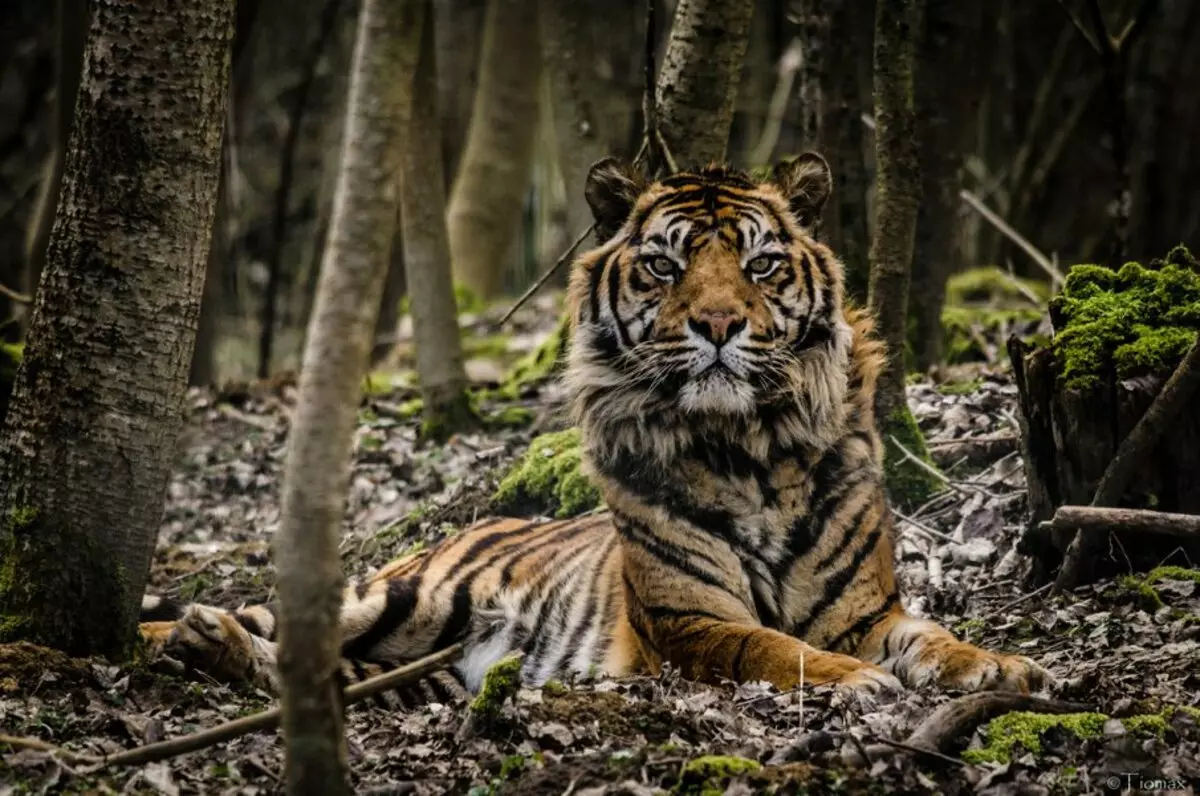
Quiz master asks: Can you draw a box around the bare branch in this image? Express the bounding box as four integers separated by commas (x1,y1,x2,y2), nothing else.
0,282,31,304
958,189,1064,286
1115,0,1161,50
1054,0,1104,54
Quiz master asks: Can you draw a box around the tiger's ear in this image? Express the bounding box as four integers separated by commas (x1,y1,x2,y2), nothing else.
772,152,833,230
585,157,645,243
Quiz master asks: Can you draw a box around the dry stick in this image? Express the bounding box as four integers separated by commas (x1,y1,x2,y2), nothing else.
0,282,32,303
749,38,803,166
1054,336,1200,593
1044,506,1200,540
0,644,464,770
957,189,1063,287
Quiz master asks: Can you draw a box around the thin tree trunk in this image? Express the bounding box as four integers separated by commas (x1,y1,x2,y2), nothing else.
539,0,615,245
909,0,982,370
656,0,756,168
868,0,923,422
435,0,486,188
403,3,473,437
273,0,422,791
371,216,406,365
446,0,541,299
20,0,88,327
819,0,872,302
0,0,233,658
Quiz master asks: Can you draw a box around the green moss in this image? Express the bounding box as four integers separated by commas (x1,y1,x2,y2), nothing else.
941,306,1044,365
675,755,762,795
469,654,523,720
945,266,1050,306
1122,713,1169,739
1049,247,1200,389
394,398,424,419
1116,574,1164,611
940,267,1049,364
491,429,602,518
962,711,1107,764
1145,566,1200,585
462,333,511,360
400,283,486,317
362,371,397,397
541,679,568,696
495,313,569,400
935,377,984,396
882,405,941,510
485,405,536,430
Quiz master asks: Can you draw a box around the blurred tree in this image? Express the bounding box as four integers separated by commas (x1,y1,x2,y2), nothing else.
20,0,87,329
447,0,541,298
401,1,473,438
370,217,406,365
909,0,983,370
867,0,923,424
273,0,422,791
539,0,619,247
0,0,234,657
656,0,756,168
436,0,486,188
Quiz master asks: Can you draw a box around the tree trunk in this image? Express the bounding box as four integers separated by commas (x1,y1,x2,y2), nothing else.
656,0,756,169
868,0,923,422
20,0,88,328
909,0,983,370
371,215,407,366
273,0,422,791
403,4,473,438
539,0,618,246
819,0,872,303
446,0,541,299
435,0,486,188
0,0,233,658
1010,338,1200,586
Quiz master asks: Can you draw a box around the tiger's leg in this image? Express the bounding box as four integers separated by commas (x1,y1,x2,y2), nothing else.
854,607,1048,693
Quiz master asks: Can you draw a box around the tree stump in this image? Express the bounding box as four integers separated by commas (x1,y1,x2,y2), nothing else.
1009,337,1200,585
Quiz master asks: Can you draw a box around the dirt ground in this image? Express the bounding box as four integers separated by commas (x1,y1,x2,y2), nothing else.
2,297,1198,795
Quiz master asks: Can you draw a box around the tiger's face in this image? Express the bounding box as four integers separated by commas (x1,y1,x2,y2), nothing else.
566,153,853,447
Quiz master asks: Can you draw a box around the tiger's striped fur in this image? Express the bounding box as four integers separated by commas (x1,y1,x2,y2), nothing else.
140,153,1047,699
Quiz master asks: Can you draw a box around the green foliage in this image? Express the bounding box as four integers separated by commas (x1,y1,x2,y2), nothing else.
495,313,569,400
491,429,602,518
881,404,941,510
675,755,762,795
1050,246,1200,389
939,267,1048,365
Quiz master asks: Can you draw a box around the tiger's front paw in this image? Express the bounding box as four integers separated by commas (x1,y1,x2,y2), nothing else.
925,647,1049,694
833,665,903,696
163,605,261,685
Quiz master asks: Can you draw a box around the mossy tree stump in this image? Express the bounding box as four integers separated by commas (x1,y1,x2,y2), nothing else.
1010,248,1200,585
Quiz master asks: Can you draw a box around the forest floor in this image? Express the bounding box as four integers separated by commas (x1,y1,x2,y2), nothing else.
2,294,1199,795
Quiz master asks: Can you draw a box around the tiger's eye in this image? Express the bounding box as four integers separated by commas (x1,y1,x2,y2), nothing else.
747,256,780,280
645,256,676,281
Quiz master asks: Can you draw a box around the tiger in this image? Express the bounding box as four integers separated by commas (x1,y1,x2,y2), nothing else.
140,152,1047,701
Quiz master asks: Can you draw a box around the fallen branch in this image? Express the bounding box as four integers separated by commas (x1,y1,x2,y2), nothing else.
0,643,464,769
844,692,1094,766
1054,336,1200,592
1042,506,1200,540
958,189,1063,286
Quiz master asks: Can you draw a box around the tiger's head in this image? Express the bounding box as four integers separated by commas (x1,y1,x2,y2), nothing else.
565,153,857,464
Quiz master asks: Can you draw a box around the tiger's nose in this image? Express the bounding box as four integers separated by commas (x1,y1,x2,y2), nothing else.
688,308,745,345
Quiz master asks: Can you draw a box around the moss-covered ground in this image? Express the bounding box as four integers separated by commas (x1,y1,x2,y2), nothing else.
940,266,1048,364
1049,245,1200,388
491,428,602,518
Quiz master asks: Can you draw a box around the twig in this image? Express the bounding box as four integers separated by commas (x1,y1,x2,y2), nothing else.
958,189,1063,286
750,38,803,165
0,282,31,304
995,582,1051,614
887,436,1005,500
1054,0,1103,53
1054,336,1200,592
893,509,958,544
0,643,463,769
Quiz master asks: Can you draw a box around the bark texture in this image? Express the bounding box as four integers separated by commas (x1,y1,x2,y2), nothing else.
0,0,233,657
273,0,422,792
656,0,756,168
402,6,472,437
867,0,923,423
819,0,873,302
909,0,983,370
435,0,486,188
539,0,618,245
446,0,541,298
